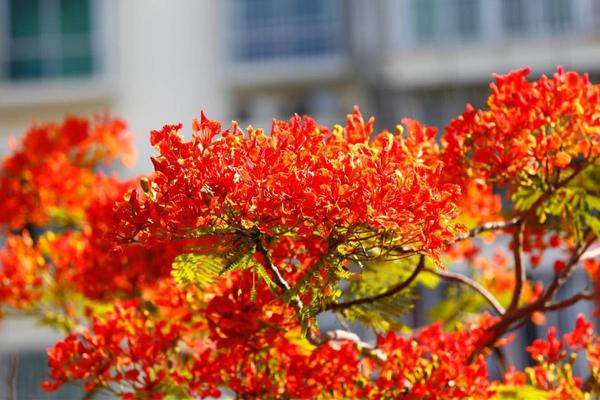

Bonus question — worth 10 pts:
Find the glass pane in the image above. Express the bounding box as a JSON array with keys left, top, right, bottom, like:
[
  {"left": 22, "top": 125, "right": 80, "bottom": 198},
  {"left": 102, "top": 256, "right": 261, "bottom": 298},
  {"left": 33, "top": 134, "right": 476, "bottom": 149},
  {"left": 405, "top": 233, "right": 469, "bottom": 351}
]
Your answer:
[
  {"left": 414, "top": 0, "right": 436, "bottom": 42},
  {"left": 9, "top": 0, "right": 40, "bottom": 38},
  {"left": 8, "top": 59, "right": 43, "bottom": 80},
  {"left": 62, "top": 55, "right": 93, "bottom": 76},
  {"left": 545, "top": 0, "right": 572, "bottom": 33},
  {"left": 456, "top": 0, "right": 480, "bottom": 38},
  {"left": 503, "top": 0, "right": 528, "bottom": 35},
  {"left": 1, "top": 352, "right": 83, "bottom": 400},
  {"left": 233, "top": 0, "right": 343, "bottom": 61},
  {"left": 60, "top": 0, "right": 91, "bottom": 35}
]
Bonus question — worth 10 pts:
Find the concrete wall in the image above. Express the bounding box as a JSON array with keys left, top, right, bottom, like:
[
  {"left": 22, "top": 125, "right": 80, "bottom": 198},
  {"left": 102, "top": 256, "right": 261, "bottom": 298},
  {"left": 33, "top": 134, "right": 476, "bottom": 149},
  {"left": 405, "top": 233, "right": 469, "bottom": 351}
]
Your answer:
[{"left": 0, "top": 0, "right": 228, "bottom": 176}]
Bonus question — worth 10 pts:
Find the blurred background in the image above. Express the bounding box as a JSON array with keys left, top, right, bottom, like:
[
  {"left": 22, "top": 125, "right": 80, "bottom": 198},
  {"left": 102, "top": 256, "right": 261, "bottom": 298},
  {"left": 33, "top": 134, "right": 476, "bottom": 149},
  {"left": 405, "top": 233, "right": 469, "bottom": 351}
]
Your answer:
[{"left": 0, "top": 0, "right": 599, "bottom": 398}]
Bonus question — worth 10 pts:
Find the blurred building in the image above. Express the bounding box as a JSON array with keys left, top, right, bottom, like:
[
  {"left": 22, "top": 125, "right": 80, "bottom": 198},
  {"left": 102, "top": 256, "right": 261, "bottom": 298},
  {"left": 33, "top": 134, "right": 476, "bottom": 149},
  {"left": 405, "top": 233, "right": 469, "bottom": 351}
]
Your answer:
[
  {"left": 1, "top": 0, "right": 600, "bottom": 397},
  {"left": 224, "top": 0, "right": 600, "bottom": 129},
  {"left": 0, "top": 0, "right": 228, "bottom": 175}
]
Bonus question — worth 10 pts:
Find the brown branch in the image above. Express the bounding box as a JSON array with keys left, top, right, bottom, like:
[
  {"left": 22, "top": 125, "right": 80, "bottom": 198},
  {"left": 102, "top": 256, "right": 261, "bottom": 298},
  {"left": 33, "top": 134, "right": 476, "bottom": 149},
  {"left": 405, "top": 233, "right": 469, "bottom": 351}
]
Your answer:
[
  {"left": 543, "top": 290, "right": 600, "bottom": 312},
  {"left": 453, "top": 217, "right": 522, "bottom": 242},
  {"left": 449, "top": 157, "right": 590, "bottom": 247},
  {"left": 426, "top": 268, "right": 506, "bottom": 315},
  {"left": 470, "top": 235, "right": 595, "bottom": 359},
  {"left": 253, "top": 234, "right": 387, "bottom": 362},
  {"left": 324, "top": 255, "right": 425, "bottom": 312},
  {"left": 506, "top": 222, "right": 525, "bottom": 314}
]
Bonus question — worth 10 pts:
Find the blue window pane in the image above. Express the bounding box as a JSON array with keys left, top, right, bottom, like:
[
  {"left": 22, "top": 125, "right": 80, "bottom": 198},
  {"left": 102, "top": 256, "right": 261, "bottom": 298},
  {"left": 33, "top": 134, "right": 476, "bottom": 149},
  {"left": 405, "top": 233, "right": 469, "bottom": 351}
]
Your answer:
[
  {"left": 545, "top": 0, "right": 572, "bottom": 33},
  {"left": 456, "top": 0, "right": 480, "bottom": 38},
  {"left": 9, "top": 0, "right": 40, "bottom": 38},
  {"left": 9, "top": 59, "right": 43, "bottom": 80},
  {"left": 413, "top": 0, "right": 436, "bottom": 42},
  {"left": 61, "top": 0, "right": 91, "bottom": 35},
  {"left": 233, "top": 0, "right": 343, "bottom": 61},
  {"left": 62, "top": 55, "right": 93, "bottom": 76},
  {"left": 503, "top": 0, "right": 528, "bottom": 35}
]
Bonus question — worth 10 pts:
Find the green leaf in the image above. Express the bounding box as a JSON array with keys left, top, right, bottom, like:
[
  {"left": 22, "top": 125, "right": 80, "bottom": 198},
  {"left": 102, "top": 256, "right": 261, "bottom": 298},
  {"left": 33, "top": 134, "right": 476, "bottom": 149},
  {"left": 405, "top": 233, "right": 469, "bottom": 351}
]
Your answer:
[
  {"left": 219, "top": 250, "right": 254, "bottom": 276},
  {"left": 491, "top": 385, "right": 549, "bottom": 400},
  {"left": 512, "top": 184, "right": 543, "bottom": 212},
  {"left": 171, "top": 253, "right": 222, "bottom": 289},
  {"left": 585, "top": 194, "right": 600, "bottom": 211},
  {"left": 585, "top": 213, "right": 600, "bottom": 238},
  {"left": 335, "top": 256, "right": 423, "bottom": 332},
  {"left": 254, "top": 261, "right": 277, "bottom": 292}
]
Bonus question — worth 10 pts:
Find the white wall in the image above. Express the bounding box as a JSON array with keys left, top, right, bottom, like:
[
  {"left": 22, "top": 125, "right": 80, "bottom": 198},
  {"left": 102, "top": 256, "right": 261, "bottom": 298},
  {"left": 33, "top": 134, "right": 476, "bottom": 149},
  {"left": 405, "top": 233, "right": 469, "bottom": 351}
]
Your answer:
[{"left": 0, "top": 0, "right": 228, "bottom": 176}]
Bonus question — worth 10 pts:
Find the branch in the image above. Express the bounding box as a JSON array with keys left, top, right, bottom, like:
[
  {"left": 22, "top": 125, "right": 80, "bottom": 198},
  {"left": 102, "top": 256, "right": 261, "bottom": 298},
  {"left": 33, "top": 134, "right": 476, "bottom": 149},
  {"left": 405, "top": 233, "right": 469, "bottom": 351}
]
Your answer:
[
  {"left": 450, "top": 159, "right": 590, "bottom": 246},
  {"left": 425, "top": 268, "right": 506, "bottom": 315},
  {"left": 543, "top": 290, "right": 600, "bottom": 312},
  {"left": 324, "top": 255, "right": 425, "bottom": 312},
  {"left": 253, "top": 234, "right": 303, "bottom": 310},
  {"left": 506, "top": 222, "right": 524, "bottom": 314},
  {"left": 471, "top": 234, "right": 595, "bottom": 358},
  {"left": 453, "top": 217, "right": 522, "bottom": 243},
  {"left": 539, "top": 234, "right": 594, "bottom": 304},
  {"left": 253, "top": 234, "right": 387, "bottom": 362}
]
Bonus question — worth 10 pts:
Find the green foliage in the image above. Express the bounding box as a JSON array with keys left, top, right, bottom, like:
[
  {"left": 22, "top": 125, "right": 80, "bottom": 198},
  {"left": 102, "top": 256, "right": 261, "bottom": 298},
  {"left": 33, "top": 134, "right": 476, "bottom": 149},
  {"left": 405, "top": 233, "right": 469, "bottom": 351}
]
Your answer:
[
  {"left": 514, "top": 164, "right": 600, "bottom": 242},
  {"left": 171, "top": 245, "right": 280, "bottom": 301},
  {"left": 512, "top": 183, "right": 544, "bottom": 213},
  {"left": 335, "top": 256, "right": 431, "bottom": 332},
  {"left": 171, "top": 252, "right": 223, "bottom": 289},
  {"left": 283, "top": 256, "right": 349, "bottom": 330},
  {"left": 491, "top": 385, "right": 549, "bottom": 400}
]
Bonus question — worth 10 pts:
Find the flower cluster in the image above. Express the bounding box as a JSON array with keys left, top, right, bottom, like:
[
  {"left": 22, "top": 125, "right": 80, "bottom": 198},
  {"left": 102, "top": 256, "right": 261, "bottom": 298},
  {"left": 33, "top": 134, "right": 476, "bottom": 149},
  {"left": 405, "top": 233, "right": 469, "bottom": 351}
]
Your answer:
[
  {"left": 0, "top": 67, "right": 598, "bottom": 399},
  {"left": 443, "top": 67, "right": 600, "bottom": 186},
  {"left": 0, "top": 232, "right": 47, "bottom": 314},
  {"left": 114, "top": 108, "right": 462, "bottom": 259},
  {"left": 0, "top": 115, "right": 133, "bottom": 230},
  {"left": 42, "top": 299, "right": 185, "bottom": 398},
  {"left": 374, "top": 316, "right": 498, "bottom": 399},
  {"left": 514, "top": 314, "right": 599, "bottom": 400}
]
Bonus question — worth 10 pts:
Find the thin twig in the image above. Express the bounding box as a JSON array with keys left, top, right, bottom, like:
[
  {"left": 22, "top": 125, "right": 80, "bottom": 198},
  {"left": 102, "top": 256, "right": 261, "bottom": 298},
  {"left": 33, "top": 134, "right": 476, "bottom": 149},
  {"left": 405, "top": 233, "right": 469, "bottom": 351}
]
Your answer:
[
  {"left": 324, "top": 255, "right": 425, "bottom": 312},
  {"left": 543, "top": 291, "right": 600, "bottom": 312},
  {"left": 506, "top": 222, "right": 525, "bottom": 314},
  {"left": 253, "top": 233, "right": 387, "bottom": 362},
  {"left": 471, "top": 235, "right": 594, "bottom": 359},
  {"left": 453, "top": 217, "right": 522, "bottom": 242},
  {"left": 425, "top": 268, "right": 506, "bottom": 315}
]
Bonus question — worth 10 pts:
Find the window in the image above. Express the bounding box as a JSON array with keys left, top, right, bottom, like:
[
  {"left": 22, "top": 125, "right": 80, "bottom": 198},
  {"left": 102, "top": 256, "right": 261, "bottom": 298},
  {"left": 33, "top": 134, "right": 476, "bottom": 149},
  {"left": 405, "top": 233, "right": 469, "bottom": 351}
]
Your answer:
[
  {"left": 502, "top": 0, "right": 529, "bottom": 36},
  {"left": 455, "top": 0, "right": 480, "bottom": 38},
  {"left": 230, "top": 0, "right": 344, "bottom": 62},
  {"left": 411, "top": 0, "right": 481, "bottom": 44},
  {"left": 503, "top": 0, "right": 578, "bottom": 37},
  {"left": 545, "top": 0, "right": 572, "bottom": 33},
  {"left": 413, "top": 0, "right": 437, "bottom": 43},
  {"left": 0, "top": 351, "right": 84, "bottom": 399},
  {"left": 3, "top": 0, "right": 96, "bottom": 81}
]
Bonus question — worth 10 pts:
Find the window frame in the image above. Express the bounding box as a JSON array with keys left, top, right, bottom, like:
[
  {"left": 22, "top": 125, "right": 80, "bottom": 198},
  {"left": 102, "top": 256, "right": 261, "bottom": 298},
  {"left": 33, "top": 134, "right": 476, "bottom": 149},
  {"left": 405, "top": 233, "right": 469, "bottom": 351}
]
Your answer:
[{"left": 0, "top": 0, "right": 114, "bottom": 108}]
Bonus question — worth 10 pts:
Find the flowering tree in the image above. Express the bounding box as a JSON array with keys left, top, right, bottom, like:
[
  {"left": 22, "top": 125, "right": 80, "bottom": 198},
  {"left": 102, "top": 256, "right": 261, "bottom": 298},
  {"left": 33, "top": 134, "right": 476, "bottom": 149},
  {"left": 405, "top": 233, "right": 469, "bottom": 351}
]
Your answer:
[{"left": 0, "top": 67, "right": 599, "bottom": 399}]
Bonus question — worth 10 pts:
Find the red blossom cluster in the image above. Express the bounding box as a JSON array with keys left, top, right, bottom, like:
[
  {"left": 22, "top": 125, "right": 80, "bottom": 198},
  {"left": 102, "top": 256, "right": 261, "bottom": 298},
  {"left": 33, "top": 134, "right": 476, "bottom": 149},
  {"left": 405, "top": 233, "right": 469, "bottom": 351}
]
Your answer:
[
  {"left": 444, "top": 67, "right": 600, "bottom": 185},
  {"left": 0, "top": 232, "right": 47, "bottom": 313},
  {"left": 0, "top": 115, "right": 133, "bottom": 229},
  {"left": 42, "top": 299, "right": 185, "bottom": 398},
  {"left": 374, "top": 316, "right": 498, "bottom": 399},
  {"left": 40, "top": 176, "right": 187, "bottom": 299},
  {"left": 114, "top": 108, "right": 462, "bottom": 259},
  {"left": 512, "top": 314, "right": 600, "bottom": 399}
]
